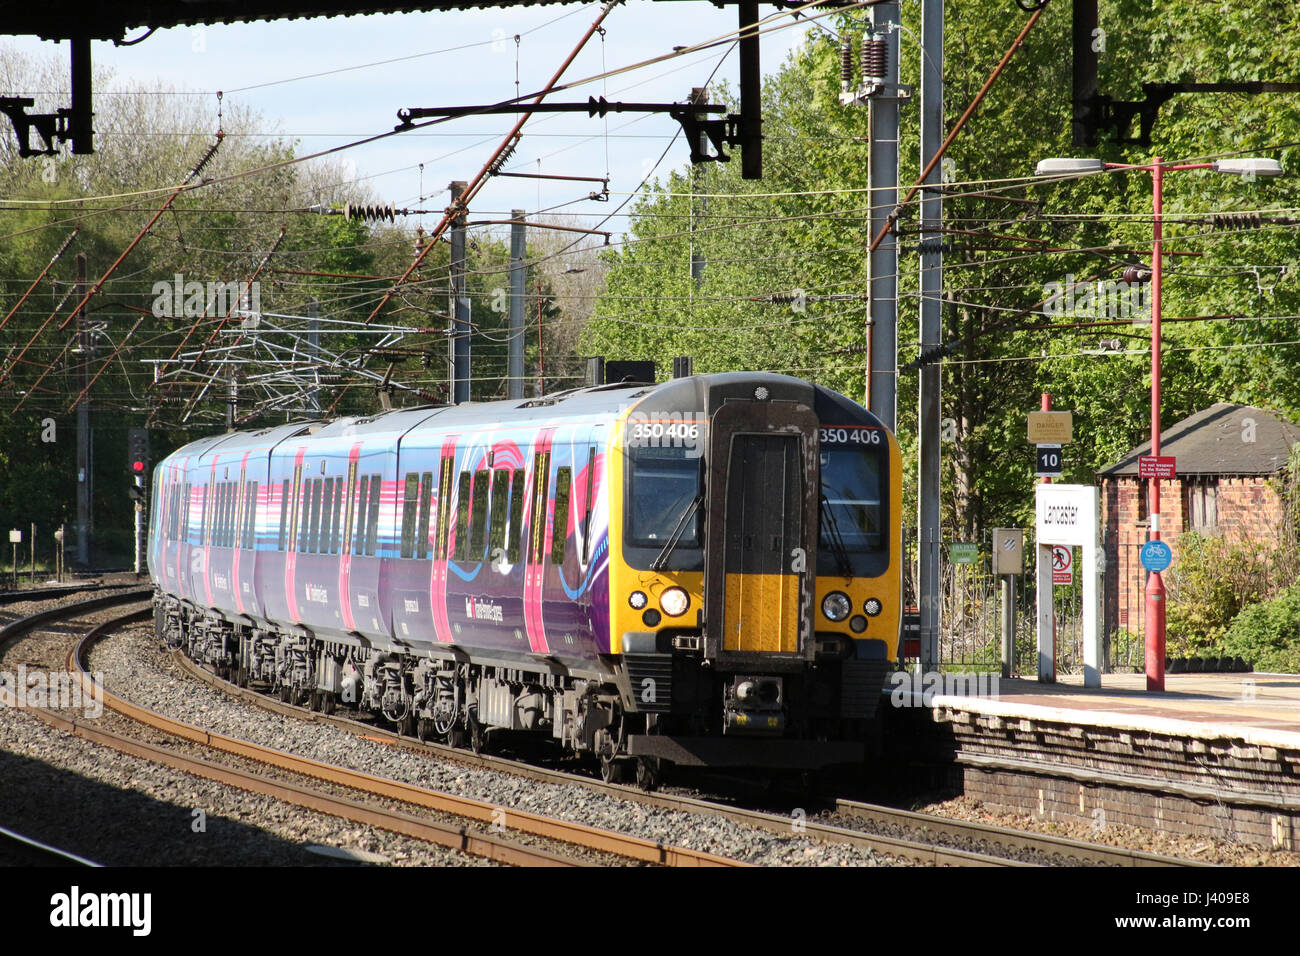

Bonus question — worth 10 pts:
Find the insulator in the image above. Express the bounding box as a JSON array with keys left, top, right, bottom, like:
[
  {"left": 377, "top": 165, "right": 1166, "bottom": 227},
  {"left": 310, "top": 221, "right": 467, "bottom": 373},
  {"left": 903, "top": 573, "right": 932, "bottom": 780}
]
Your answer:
[
  {"left": 1210, "top": 213, "right": 1262, "bottom": 232},
  {"left": 344, "top": 203, "right": 397, "bottom": 222},
  {"left": 840, "top": 39, "right": 854, "bottom": 87},
  {"left": 862, "top": 34, "right": 888, "bottom": 79}
]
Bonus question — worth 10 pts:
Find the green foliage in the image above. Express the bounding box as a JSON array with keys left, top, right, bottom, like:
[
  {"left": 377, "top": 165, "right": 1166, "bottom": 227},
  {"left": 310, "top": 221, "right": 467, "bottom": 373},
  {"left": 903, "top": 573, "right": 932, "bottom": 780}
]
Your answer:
[
  {"left": 1222, "top": 584, "right": 1300, "bottom": 673},
  {"left": 1164, "top": 533, "right": 1281, "bottom": 656},
  {"left": 586, "top": 1, "right": 1300, "bottom": 545}
]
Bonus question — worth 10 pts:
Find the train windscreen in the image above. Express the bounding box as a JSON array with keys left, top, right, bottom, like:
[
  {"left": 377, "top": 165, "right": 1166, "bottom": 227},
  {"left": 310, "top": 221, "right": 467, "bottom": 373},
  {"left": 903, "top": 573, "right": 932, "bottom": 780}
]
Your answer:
[
  {"left": 626, "top": 445, "right": 703, "bottom": 550},
  {"left": 819, "top": 444, "right": 888, "bottom": 574}
]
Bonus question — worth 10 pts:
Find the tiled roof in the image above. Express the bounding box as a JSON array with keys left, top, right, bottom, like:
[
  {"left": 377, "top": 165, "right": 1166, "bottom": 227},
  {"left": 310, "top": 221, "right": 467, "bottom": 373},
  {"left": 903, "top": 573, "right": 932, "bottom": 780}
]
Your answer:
[{"left": 1100, "top": 403, "right": 1300, "bottom": 477}]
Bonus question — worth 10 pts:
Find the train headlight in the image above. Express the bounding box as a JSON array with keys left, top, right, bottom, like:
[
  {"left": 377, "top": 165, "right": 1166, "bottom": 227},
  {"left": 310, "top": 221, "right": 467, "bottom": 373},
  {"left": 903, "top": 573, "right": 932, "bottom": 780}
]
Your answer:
[
  {"left": 849, "top": 615, "right": 868, "bottom": 633},
  {"left": 863, "top": 597, "right": 883, "bottom": 617},
  {"left": 629, "top": 591, "right": 648, "bottom": 610},
  {"left": 822, "top": 591, "right": 851, "bottom": 622},
  {"left": 660, "top": 587, "right": 690, "bottom": 617}
]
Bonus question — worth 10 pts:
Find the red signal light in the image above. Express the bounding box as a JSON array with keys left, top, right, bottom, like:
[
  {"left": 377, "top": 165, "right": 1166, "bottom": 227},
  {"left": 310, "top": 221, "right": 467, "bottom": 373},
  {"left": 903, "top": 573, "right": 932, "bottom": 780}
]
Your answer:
[{"left": 132, "top": 460, "right": 145, "bottom": 473}]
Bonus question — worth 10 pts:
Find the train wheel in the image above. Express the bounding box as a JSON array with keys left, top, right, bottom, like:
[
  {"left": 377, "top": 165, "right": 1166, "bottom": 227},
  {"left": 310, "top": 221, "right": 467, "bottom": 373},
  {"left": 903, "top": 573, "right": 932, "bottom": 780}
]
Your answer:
[
  {"left": 599, "top": 754, "right": 629, "bottom": 785},
  {"left": 447, "top": 726, "right": 466, "bottom": 749},
  {"left": 322, "top": 693, "right": 336, "bottom": 716},
  {"left": 278, "top": 685, "right": 291, "bottom": 703},
  {"left": 469, "top": 713, "right": 486, "bottom": 755},
  {"left": 635, "top": 756, "right": 663, "bottom": 792}
]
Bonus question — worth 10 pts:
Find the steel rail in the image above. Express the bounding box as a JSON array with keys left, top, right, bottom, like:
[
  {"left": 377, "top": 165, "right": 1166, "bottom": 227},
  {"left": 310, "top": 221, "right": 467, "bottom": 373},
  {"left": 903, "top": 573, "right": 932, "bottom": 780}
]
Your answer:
[
  {"left": 174, "top": 652, "right": 1030, "bottom": 867},
  {"left": 833, "top": 798, "right": 1203, "bottom": 867},
  {"left": 0, "top": 596, "right": 590, "bottom": 866},
  {"left": 0, "top": 824, "right": 102, "bottom": 867},
  {"left": 72, "top": 612, "right": 742, "bottom": 868}
]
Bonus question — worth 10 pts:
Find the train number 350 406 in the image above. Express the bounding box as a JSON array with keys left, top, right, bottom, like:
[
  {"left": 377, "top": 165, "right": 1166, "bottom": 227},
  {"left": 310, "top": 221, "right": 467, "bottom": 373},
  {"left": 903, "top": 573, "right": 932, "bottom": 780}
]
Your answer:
[{"left": 819, "top": 427, "right": 882, "bottom": 445}]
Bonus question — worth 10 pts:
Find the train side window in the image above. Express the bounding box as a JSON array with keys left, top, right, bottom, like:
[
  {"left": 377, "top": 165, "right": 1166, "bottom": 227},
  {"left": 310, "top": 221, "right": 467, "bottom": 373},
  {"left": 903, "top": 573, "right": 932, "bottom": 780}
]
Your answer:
[
  {"left": 310, "top": 478, "right": 324, "bottom": 553},
  {"left": 507, "top": 468, "right": 524, "bottom": 564},
  {"left": 400, "top": 472, "right": 419, "bottom": 558},
  {"left": 226, "top": 483, "right": 236, "bottom": 548},
  {"left": 552, "top": 467, "right": 571, "bottom": 565},
  {"left": 330, "top": 477, "right": 344, "bottom": 554},
  {"left": 353, "top": 476, "right": 370, "bottom": 556},
  {"left": 469, "top": 469, "right": 490, "bottom": 559},
  {"left": 321, "top": 477, "right": 336, "bottom": 554},
  {"left": 453, "top": 471, "right": 472, "bottom": 562},
  {"left": 217, "top": 483, "right": 227, "bottom": 547},
  {"left": 435, "top": 456, "right": 454, "bottom": 560},
  {"left": 488, "top": 469, "right": 510, "bottom": 555},
  {"left": 365, "top": 475, "right": 381, "bottom": 555},
  {"left": 416, "top": 471, "right": 433, "bottom": 560},
  {"left": 245, "top": 482, "right": 258, "bottom": 549},
  {"left": 298, "top": 480, "right": 312, "bottom": 552}
]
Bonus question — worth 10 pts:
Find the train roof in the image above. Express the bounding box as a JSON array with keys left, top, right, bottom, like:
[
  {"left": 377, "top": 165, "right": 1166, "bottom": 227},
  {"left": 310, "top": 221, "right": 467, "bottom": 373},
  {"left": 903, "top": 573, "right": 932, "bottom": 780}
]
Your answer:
[{"left": 159, "top": 372, "right": 884, "bottom": 467}]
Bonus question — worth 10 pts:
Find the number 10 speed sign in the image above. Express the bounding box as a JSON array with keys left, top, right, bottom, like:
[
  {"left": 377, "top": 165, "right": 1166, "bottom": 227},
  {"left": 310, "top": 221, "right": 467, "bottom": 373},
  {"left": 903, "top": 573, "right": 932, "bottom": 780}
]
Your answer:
[{"left": 1036, "top": 444, "right": 1063, "bottom": 478}]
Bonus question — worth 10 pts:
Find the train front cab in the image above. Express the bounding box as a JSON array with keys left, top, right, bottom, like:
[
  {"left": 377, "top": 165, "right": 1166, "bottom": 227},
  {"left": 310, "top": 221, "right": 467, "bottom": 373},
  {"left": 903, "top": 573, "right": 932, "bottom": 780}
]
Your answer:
[{"left": 607, "top": 374, "right": 900, "bottom": 771}]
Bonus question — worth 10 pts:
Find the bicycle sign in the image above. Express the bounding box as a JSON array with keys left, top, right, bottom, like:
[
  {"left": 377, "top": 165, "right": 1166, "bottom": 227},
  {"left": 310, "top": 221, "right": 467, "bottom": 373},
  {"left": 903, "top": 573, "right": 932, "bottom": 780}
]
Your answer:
[{"left": 1140, "top": 539, "right": 1173, "bottom": 573}]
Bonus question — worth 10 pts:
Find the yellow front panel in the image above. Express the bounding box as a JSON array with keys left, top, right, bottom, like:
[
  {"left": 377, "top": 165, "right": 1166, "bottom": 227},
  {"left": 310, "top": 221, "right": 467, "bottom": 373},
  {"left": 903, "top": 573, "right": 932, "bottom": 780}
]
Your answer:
[{"left": 723, "top": 572, "right": 800, "bottom": 653}]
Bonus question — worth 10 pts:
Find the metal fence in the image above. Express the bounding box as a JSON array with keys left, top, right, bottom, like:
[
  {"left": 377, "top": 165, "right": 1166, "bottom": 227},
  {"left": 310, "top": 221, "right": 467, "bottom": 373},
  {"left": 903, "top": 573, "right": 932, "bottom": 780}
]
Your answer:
[{"left": 901, "top": 528, "right": 1153, "bottom": 676}]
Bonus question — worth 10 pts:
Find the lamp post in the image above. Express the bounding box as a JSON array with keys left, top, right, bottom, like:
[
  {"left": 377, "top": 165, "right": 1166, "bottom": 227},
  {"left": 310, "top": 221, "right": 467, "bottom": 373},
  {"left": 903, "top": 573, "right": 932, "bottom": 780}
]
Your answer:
[{"left": 1035, "top": 155, "right": 1283, "bottom": 691}]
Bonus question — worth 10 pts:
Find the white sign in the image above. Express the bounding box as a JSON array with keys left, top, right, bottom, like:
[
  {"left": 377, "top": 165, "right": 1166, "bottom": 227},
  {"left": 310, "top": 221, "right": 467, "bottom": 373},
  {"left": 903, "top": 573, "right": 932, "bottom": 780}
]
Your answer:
[
  {"left": 1034, "top": 484, "right": 1101, "bottom": 688},
  {"left": 1035, "top": 483, "right": 1098, "bottom": 547},
  {"left": 8, "top": 530, "right": 20, "bottom": 544}
]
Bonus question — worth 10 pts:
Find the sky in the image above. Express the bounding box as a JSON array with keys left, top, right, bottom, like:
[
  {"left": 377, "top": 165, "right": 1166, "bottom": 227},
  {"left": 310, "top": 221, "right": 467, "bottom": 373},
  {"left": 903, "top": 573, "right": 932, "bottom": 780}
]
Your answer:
[{"left": 2, "top": 2, "right": 819, "bottom": 232}]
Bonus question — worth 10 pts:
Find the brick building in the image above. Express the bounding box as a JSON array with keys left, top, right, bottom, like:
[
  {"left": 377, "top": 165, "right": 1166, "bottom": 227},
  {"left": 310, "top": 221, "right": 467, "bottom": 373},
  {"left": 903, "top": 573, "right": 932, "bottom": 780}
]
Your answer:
[{"left": 1098, "top": 403, "right": 1300, "bottom": 639}]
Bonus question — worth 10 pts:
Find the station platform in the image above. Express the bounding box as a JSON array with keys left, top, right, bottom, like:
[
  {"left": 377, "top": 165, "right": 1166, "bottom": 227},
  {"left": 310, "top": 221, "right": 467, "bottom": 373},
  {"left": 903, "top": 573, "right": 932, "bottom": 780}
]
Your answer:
[
  {"left": 923, "top": 671, "right": 1300, "bottom": 750},
  {"left": 883, "top": 670, "right": 1300, "bottom": 849}
]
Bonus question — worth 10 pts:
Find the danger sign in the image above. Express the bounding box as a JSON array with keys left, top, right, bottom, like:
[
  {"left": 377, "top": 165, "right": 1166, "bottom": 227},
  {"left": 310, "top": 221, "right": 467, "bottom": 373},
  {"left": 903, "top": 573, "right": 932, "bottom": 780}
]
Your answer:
[{"left": 1051, "top": 545, "right": 1073, "bottom": 585}]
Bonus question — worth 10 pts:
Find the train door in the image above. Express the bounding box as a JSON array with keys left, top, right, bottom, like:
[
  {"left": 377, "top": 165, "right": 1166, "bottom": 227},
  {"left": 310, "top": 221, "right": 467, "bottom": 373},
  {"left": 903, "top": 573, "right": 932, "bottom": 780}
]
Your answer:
[{"left": 704, "top": 402, "right": 819, "bottom": 658}]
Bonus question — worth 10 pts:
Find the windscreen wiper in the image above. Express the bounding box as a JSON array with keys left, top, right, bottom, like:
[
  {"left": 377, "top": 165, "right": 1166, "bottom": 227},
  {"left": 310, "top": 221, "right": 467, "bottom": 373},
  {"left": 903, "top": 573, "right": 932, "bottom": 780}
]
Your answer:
[
  {"left": 820, "top": 493, "right": 855, "bottom": 577},
  {"left": 651, "top": 493, "right": 703, "bottom": 572}
]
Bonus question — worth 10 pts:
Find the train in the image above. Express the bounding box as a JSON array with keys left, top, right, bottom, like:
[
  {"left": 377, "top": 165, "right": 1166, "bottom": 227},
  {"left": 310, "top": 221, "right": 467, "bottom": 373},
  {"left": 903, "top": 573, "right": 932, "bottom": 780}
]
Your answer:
[{"left": 148, "top": 371, "right": 901, "bottom": 788}]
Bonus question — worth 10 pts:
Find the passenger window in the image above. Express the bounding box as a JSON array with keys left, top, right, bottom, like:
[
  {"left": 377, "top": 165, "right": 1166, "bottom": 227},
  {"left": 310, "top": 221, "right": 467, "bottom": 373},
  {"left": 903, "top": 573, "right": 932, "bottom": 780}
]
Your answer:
[
  {"left": 298, "top": 481, "right": 312, "bottom": 552},
  {"left": 416, "top": 471, "right": 433, "bottom": 560},
  {"left": 365, "top": 475, "right": 381, "bottom": 555},
  {"left": 401, "top": 472, "right": 419, "bottom": 559},
  {"left": 330, "top": 478, "right": 344, "bottom": 554},
  {"left": 507, "top": 469, "right": 524, "bottom": 564},
  {"left": 469, "top": 469, "right": 490, "bottom": 558},
  {"left": 321, "top": 477, "right": 336, "bottom": 554},
  {"left": 454, "top": 471, "right": 472, "bottom": 562},
  {"left": 489, "top": 470, "right": 510, "bottom": 554},
  {"left": 354, "top": 477, "right": 370, "bottom": 556},
  {"left": 553, "top": 467, "right": 571, "bottom": 565}
]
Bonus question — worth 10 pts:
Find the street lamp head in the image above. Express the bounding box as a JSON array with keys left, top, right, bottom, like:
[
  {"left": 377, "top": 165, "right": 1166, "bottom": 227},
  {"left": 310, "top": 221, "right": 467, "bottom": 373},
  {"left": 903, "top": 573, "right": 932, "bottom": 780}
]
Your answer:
[
  {"left": 1211, "top": 158, "right": 1284, "bottom": 178},
  {"left": 1034, "top": 157, "right": 1105, "bottom": 177}
]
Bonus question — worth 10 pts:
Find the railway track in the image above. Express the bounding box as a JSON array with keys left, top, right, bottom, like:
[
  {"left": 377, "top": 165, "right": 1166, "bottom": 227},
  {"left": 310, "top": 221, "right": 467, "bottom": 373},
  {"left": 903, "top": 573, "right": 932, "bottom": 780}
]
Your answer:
[
  {"left": 0, "top": 823, "right": 102, "bottom": 867},
  {"left": 2, "top": 590, "right": 743, "bottom": 867},
  {"left": 168, "top": 645, "right": 1091, "bottom": 866}
]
